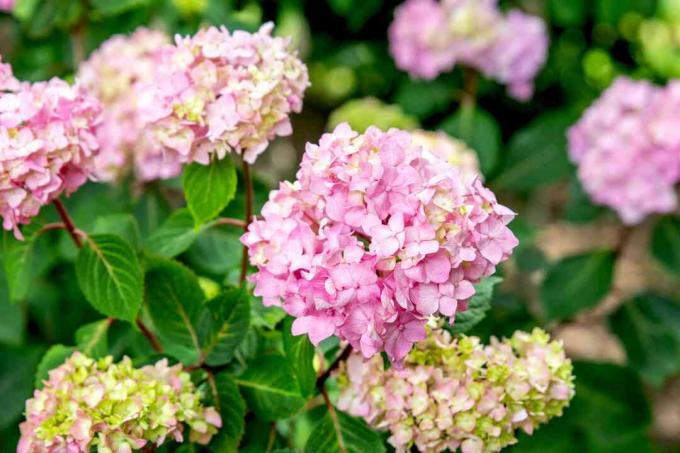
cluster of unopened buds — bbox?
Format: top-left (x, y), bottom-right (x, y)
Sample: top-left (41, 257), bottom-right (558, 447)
top-left (337, 326), bottom-right (575, 453)
top-left (0, 57), bottom-right (101, 237)
top-left (568, 77), bottom-right (680, 224)
top-left (389, 0), bottom-right (549, 100)
top-left (242, 123), bottom-right (517, 364)
top-left (18, 352), bottom-right (222, 453)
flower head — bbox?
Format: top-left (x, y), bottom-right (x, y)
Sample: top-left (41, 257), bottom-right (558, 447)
top-left (242, 124), bottom-right (517, 363)
top-left (79, 27), bottom-right (178, 182)
top-left (337, 327), bottom-right (575, 452)
top-left (568, 77), bottom-right (680, 224)
top-left (0, 60), bottom-right (101, 238)
top-left (137, 23), bottom-right (309, 165)
top-left (0, 0), bottom-right (13, 12)
top-left (18, 352), bottom-right (221, 453)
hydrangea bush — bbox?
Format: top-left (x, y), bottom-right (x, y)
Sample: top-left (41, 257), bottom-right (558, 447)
top-left (0, 1), bottom-right (679, 452)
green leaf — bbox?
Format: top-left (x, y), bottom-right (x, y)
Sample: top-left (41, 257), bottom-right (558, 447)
top-left (549, 0), bottom-right (587, 27)
top-left (92, 214), bottom-right (141, 249)
top-left (75, 319), bottom-right (110, 358)
top-left (17, 0), bottom-right (84, 38)
top-left (35, 344), bottom-right (75, 388)
top-left (251, 301), bottom-right (287, 329)
top-left (145, 208), bottom-right (203, 258)
top-left (0, 346), bottom-right (43, 429)
top-left (200, 287), bottom-right (251, 366)
top-left (439, 105), bottom-right (501, 176)
top-left (304, 409), bottom-right (385, 453)
top-left (0, 273), bottom-right (24, 345)
top-left (610, 294), bottom-right (680, 386)
top-left (493, 110), bottom-right (576, 192)
top-left (541, 251), bottom-right (615, 320)
top-left (448, 277), bottom-right (502, 335)
top-left (395, 78), bottom-right (452, 120)
top-left (2, 224), bottom-right (45, 303)
top-left (76, 234), bottom-right (144, 323)
top-left (91, 0), bottom-right (150, 17)
top-left (282, 317), bottom-right (316, 397)
top-left (327, 0), bottom-right (383, 31)
top-left (651, 216), bottom-right (680, 275)
top-left (145, 261), bottom-right (205, 364)
top-left (210, 373), bottom-right (246, 453)
top-left (183, 159), bottom-right (238, 226)
top-left (236, 354), bottom-right (306, 420)
top-left (564, 177), bottom-right (605, 223)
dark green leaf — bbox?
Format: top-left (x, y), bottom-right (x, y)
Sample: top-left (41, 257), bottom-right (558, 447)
top-left (439, 105), bottom-right (501, 176)
top-left (395, 78), bottom-right (452, 120)
top-left (549, 0), bottom-right (587, 27)
top-left (449, 277), bottom-right (502, 334)
top-left (0, 276), bottom-right (24, 345)
top-left (541, 251), bottom-right (615, 320)
top-left (0, 346), bottom-right (43, 429)
top-left (76, 234), bottom-right (143, 322)
top-left (494, 110), bottom-right (576, 191)
top-left (210, 373), bottom-right (246, 453)
top-left (327, 0), bottom-right (383, 31)
top-left (564, 177), bottom-right (605, 223)
top-left (304, 409), bottom-right (385, 453)
top-left (236, 354), bottom-right (305, 420)
top-left (200, 287), bottom-right (251, 366)
top-left (91, 0), bottom-right (150, 17)
top-left (75, 319), bottom-right (110, 358)
top-left (92, 214), bottom-right (141, 249)
top-left (185, 227), bottom-right (242, 277)
top-left (2, 224), bottom-right (45, 303)
top-left (35, 344), bottom-right (75, 388)
top-left (145, 260), bottom-right (205, 364)
top-left (283, 317), bottom-right (316, 397)
top-left (145, 208), bottom-right (203, 258)
top-left (651, 216), bottom-right (680, 275)
top-left (183, 159), bottom-right (238, 226)
top-left (610, 293), bottom-right (680, 386)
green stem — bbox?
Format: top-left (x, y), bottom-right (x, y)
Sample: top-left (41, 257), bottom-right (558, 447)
top-left (240, 161), bottom-right (254, 283)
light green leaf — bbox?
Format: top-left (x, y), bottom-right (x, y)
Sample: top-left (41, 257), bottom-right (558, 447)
top-left (35, 344), bottom-right (75, 388)
top-left (75, 319), bottom-right (110, 358)
top-left (494, 110), bottom-right (576, 191)
top-left (610, 294), bottom-right (680, 386)
top-left (236, 354), bottom-right (306, 420)
top-left (200, 287), bottom-right (251, 366)
top-left (91, 0), bottom-right (150, 17)
top-left (448, 277), bottom-right (502, 334)
top-left (210, 373), bottom-right (246, 453)
top-left (439, 105), bottom-right (501, 176)
top-left (651, 216), bottom-right (680, 275)
top-left (145, 208), bottom-right (203, 258)
top-left (283, 317), bottom-right (316, 397)
top-left (145, 261), bottom-right (205, 364)
top-left (541, 251), bottom-right (615, 320)
top-left (304, 409), bottom-right (385, 453)
top-left (76, 234), bottom-right (143, 322)
top-left (183, 159), bottom-right (238, 226)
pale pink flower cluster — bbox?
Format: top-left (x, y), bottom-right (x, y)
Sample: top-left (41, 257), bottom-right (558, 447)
top-left (242, 124), bottom-right (518, 364)
top-left (137, 23), bottom-right (309, 165)
top-left (0, 0), bottom-right (13, 12)
top-left (389, 0), bottom-right (549, 100)
top-left (18, 353), bottom-right (222, 453)
top-left (0, 58), bottom-right (101, 237)
top-left (78, 28), bottom-right (179, 182)
top-left (338, 327), bottom-right (575, 453)
top-left (410, 130), bottom-right (480, 177)
top-left (568, 77), bottom-right (680, 224)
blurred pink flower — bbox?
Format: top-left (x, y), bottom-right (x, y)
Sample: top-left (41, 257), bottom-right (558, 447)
top-left (0, 0), bottom-right (13, 12)
top-left (242, 124), bottom-right (517, 364)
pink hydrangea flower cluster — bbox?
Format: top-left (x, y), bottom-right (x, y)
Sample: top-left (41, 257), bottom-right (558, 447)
top-left (137, 23), bottom-right (309, 166)
top-left (78, 28), bottom-right (179, 182)
top-left (0, 0), bottom-right (13, 12)
top-left (0, 58), bottom-right (101, 237)
top-left (242, 124), bottom-right (518, 364)
top-left (18, 352), bottom-right (222, 453)
top-left (389, 0), bottom-right (549, 100)
top-left (337, 327), bottom-right (575, 453)
top-left (568, 77), bottom-right (680, 224)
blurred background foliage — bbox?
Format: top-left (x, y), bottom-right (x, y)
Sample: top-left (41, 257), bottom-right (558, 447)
top-left (2, 0), bottom-right (680, 451)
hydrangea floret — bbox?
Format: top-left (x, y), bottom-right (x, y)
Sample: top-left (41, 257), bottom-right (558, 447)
top-left (18, 352), bottom-right (222, 453)
top-left (410, 130), bottom-right (480, 177)
top-left (337, 327), bottom-right (575, 453)
top-left (568, 77), bottom-right (680, 224)
top-left (389, 0), bottom-right (548, 100)
top-left (0, 58), bottom-right (101, 238)
top-left (78, 27), bottom-right (177, 182)
top-left (242, 124), bottom-right (517, 364)
top-left (137, 23), bottom-right (309, 166)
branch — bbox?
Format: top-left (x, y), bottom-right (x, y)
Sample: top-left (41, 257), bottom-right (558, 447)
top-left (316, 345), bottom-right (352, 390)
top-left (213, 217), bottom-right (247, 228)
top-left (240, 161), bottom-right (254, 283)
top-left (321, 387), bottom-right (347, 453)
top-left (53, 199), bottom-right (83, 248)
top-left (136, 319), bottom-right (163, 353)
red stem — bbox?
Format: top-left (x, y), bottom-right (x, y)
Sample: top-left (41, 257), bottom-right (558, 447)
top-left (53, 199), bottom-right (82, 248)
top-left (240, 161), bottom-right (254, 283)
